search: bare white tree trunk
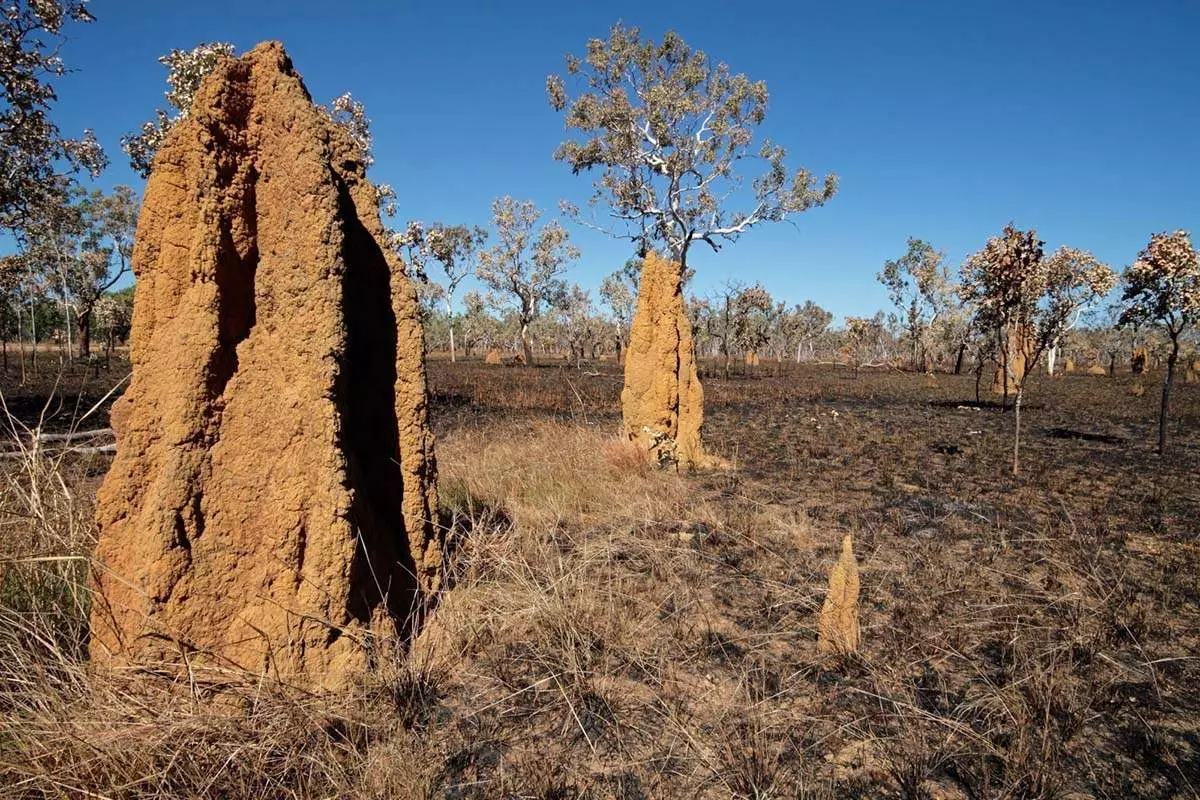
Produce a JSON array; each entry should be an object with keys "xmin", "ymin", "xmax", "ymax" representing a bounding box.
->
[{"xmin": 445, "ymin": 295, "xmax": 457, "ymax": 363}]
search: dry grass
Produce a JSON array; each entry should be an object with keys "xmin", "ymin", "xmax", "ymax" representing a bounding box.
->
[{"xmin": 0, "ymin": 361, "xmax": 1197, "ymax": 798}]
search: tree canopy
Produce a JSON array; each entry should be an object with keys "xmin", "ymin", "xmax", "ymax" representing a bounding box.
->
[{"xmin": 548, "ymin": 23, "xmax": 836, "ymax": 267}]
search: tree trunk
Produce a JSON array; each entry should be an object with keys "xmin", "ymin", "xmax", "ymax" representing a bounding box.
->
[
  {"xmin": 1012, "ymin": 385, "xmax": 1023, "ymax": 475},
  {"xmin": 30, "ymin": 303, "xmax": 37, "ymax": 378},
  {"xmin": 1158, "ymin": 335, "xmax": 1179, "ymax": 456},
  {"xmin": 953, "ymin": 341, "xmax": 966, "ymax": 375},
  {"xmin": 16, "ymin": 306, "xmax": 24, "ymax": 385},
  {"xmin": 448, "ymin": 325, "xmax": 457, "ymax": 363},
  {"xmin": 1109, "ymin": 353, "xmax": 1116, "ymax": 377},
  {"xmin": 1000, "ymin": 329, "xmax": 1010, "ymax": 412},
  {"xmin": 62, "ymin": 298, "xmax": 73, "ymax": 363},
  {"xmin": 77, "ymin": 308, "xmax": 92, "ymax": 359},
  {"xmin": 1046, "ymin": 343, "xmax": 1058, "ymax": 377},
  {"xmin": 521, "ymin": 322, "xmax": 535, "ymax": 366}
]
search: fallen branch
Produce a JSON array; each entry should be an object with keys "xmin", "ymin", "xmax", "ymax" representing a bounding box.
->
[
  {"xmin": 0, "ymin": 442, "xmax": 116, "ymax": 459},
  {"xmin": 25, "ymin": 427, "xmax": 114, "ymax": 443}
]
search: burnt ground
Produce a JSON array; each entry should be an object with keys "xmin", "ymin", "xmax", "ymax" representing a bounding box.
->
[
  {"xmin": 427, "ymin": 358, "xmax": 1200, "ymax": 798},
  {"xmin": 2, "ymin": 356, "xmax": 1198, "ymax": 798}
]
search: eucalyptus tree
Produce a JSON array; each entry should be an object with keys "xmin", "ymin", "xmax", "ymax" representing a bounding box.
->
[
  {"xmin": 558, "ymin": 284, "xmax": 602, "ymax": 367},
  {"xmin": 398, "ymin": 221, "xmax": 488, "ymax": 362},
  {"xmin": 548, "ymin": 24, "xmax": 835, "ymax": 435},
  {"xmin": 476, "ymin": 197, "xmax": 579, "ymax": 366},
  {"xmin": 731, "ymin": 283, "xmax": 775, "ymax": 371},
  {"xmin": 73, "ymin": 186, "xmax": 136, "ymax": 357},
  {"xmin": 961, "ymin": 225, "xmax": 1114, "ymax": 473},
  {"xmin": 12, "ymin": 183, "xmax": 136, "ymax": 359},
  {"xmin": 1, "ymin": 0, "xmax": 105, "ymax": 232},
  {"xmin": 548, "ymin": 24, "xmax": 836, "ymax": 266},
  {"xmin": 792, "ymin": 300, "xmax": 833, "ymax": 361},
  {"xmin": 1119, "ymin": 230, "xmax": 1199, "ymax": 455},
  {"xmin": 599, "ymin": 257, "xmax": 640, "ymax": 359},
  {"xmin": 877, "ymin": 238, "xmax": 954, "ymax": 372},
  {"xmin": 842, "ymin": 315, "xmax": 886, "ymax": 378},
  {"xmin": 459, "ymin": 291, "xmax": 502, "ymax": 357}
]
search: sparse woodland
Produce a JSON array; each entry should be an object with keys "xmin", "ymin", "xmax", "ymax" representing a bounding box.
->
[{"xmin": 0, "ymin": 5, "xmax": 1198, "ymax": 799}]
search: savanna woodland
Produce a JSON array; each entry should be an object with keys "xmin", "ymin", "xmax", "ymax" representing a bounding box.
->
[{"xmin": 1, "ymin": 3, "xmax": 1198, "ymax": 798}]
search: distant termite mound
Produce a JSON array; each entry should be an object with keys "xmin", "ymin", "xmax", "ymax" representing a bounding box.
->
[
  {"xmin": 1131, "ymin": 347, "xmax": 1148, "ymax": 374},
  {"xmin": 90, "ymin": 42, "xmax": 440, "ymax": 690},
  {"xmin": 620, "ymin": 251, "xmax": 718, "ymax": 470}
]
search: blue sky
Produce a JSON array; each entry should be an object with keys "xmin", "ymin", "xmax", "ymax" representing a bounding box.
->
[{"xmin": 46, "ymin": 0, "xmax": 1200, "ymax": 321}]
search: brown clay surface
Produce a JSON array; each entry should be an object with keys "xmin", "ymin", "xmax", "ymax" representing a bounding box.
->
[
  {"xmin": 89, "ymin": 42, "xmax": 438, "ymax": 689},
  {"xmin": 620, "ymin": 252, "xmax": 709, "ymax": 469}
]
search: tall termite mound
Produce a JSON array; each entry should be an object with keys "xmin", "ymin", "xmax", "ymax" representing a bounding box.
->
[
  {"xmin": 620, "ymin": 251, "xmax": 710, "ymax": 470},
  {"xmin": 90, "ymin": 42, "xmax": 440, "ymax": 690}
]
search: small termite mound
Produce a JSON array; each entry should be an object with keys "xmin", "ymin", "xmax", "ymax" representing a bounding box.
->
[{"xmin": 818, "ymin": 534, "xmax": 861, "ymax": 655}]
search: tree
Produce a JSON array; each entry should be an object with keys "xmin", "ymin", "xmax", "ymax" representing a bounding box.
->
[
  {"xmin": 93, "ymin": 285, "xmax": 133, "ymax": 367},
  {"xmin": 703, "ymin": 281, "xmax": 740, "ymax": 378},
  {"xmin": 731, "ymin": 283, "xmax": 775, "ymax": 373},
  {"xmin": 877, "ymin": 238, "xmax": 953, "ymax": 372},
  {"xmin": 74, "ymin": 185, "xmax": 136, "ymax": 357},
  {"xmin": 548, "ymin": 24, "xmax": 836, "ymax": 267},
  {"xmin": 792, "ymin": 300, "xmax": 833, "ymax": 362},
  {"xmin": 599, "ymin": 258, "xmax": 640, "ymax": 359},
  {"xmin": 1041, "ymin": 247, "xmax": 1113, "ymax": 377},
  {"xmin": 842, "ymin": 315, "xmax": 886, "ymax": 378},
  {"xmin": 548, "ymin": 24, "xmax": 835, "ymax": 466},
  {"xmin": 476, "ymin": 197, "xmax": 579, "ymax": 366},
  {"xmin": 1119, "ymin": 230, "xmax": 1199, "ymax": 455},
  {"xmin": 961, "ymin": 225, "xmax": 1114, "ymax": 474},
  {"xmin": 398, "ymin": 221, "xmax": 487, "ymax": 362},
  {"xmin": 558, "ymin": 284, "xmax": 601, "ymax": 367},
  {"xmin": 0, "ymin": 0, "xmax": 105, "ymax": 232},
  {"xmin": 459, "ymin": 291, "xmax": 502, "ymax": 356},
  {"xmin": 15, "ymin": 183, "xmax": 135, "ymax": 359}
]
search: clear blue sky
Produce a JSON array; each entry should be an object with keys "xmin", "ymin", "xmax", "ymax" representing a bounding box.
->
[{"xmin": 47, "ymin": 0, "xmax": 1200, "ymax": 321}]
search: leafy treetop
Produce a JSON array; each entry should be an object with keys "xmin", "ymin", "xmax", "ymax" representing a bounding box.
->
[{"xmin": 548, "ymin": 23, "xmax": 836, "ymax": 267}]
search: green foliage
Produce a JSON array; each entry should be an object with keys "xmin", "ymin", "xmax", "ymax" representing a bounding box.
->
[
  {"xmin": 548, "ymin": 23, "xmax": 836, "ymax": 266},
  {"xmin": 0, "ymin": 0, "xmax": 106, "ymax": 231},
  {"xmin": 476, "ymin": 197, "xmax": 580, "ymax": 364}
]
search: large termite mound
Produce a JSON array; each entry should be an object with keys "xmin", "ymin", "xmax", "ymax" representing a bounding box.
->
[
  {"xmin": 620, "ymin": 251, "xmax": 712, "ymax": 470},
  {"xmin": 90, "ymin": 42, "xmax": 440, "ymax": 690}
]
